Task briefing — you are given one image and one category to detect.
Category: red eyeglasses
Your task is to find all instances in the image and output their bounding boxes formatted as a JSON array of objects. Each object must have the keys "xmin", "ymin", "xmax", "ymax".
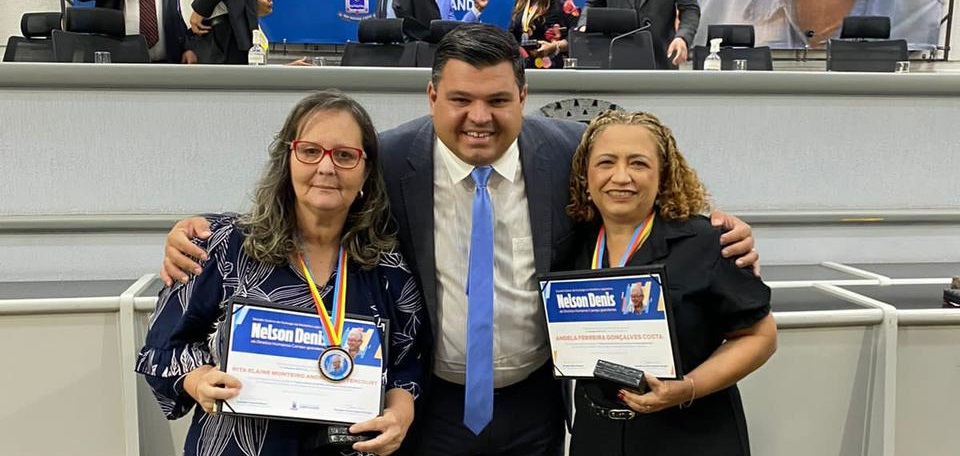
[{"xmin": 289, "ymin": 140, "xmax": 367, "ymax": 169}]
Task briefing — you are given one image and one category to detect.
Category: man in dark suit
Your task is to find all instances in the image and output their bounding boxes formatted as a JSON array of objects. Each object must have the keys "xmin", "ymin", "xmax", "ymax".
[
  {"xmin": 186, "ymin": 0, "xmax": 270, "ymax": 64},
  {"xmin": 115, "ymin": 0, "xmax": 191, "ymax": 62},
  {"xmin": 158, "ymin": 23, "xmax": 759, "ymax": 456},
  {"xmin": 378, "ymin": 24, "xmax": 755, "ymax": 456},
  {"xmin": 578, "ymin": 0, "xmax": 700, "ymax": 69},
  {"xmin": 379, "ymin": 23, "xmax": 583, "ymax": 456}
]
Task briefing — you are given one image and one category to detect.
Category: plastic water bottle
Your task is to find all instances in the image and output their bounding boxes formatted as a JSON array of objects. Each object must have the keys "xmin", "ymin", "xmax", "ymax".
[
  {"xmin": 248, "ymin": 30, "xmax": 266, "ymax": 66},
  {"xmin": 703, "ymin": 38, "xmax": 722, "ymax": 71}
]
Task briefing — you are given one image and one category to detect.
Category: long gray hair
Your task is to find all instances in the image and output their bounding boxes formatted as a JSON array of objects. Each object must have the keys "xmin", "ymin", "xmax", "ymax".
[{"xmin": 239, "ymin": 90, "xmax": 396, "ymax": 269}]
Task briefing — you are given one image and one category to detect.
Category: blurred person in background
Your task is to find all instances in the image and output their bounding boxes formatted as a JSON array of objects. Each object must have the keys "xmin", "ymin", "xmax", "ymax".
[
  {"xmin": 393, "ymin": 0, "xmax": 490, "ymax": 40},
  {"xmin": 186, "ymin": 0, "xmax": 272, "ymax": 64},
  {"xmin": 123, "ymin": 0, "xmax": 195, "ymax": 63},
  {"xmin": 509, "ymin": 0, "xmax": 581, "ymax": 68}
]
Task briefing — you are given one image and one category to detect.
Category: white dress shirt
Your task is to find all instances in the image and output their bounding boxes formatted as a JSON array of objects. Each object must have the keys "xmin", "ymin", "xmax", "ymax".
[
  {"xmin": 124, "ymin": 0, "xmax": 168, "ymax": 62},
  {"xmin": 432, "ymin": 136, "xmax": 550, "ymax": 388}
]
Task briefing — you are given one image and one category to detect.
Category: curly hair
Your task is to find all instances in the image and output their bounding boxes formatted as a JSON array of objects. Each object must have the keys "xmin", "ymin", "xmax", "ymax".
[
  {"xmin": 566, "ymin": 110, "xmax": 710, "ymax": 223},
  {"xmin": 238, "ymin": 90, "xmax": 396, "ymax": 270}
]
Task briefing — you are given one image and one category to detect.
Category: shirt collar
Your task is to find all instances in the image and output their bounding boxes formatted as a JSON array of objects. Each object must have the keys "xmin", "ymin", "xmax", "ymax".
[{"xmin": 435, "ymin": 136, "xmax": 521, "ymax": 185}]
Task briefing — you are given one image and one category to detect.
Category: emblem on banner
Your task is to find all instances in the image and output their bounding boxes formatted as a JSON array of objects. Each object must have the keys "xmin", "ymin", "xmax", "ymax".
[{"xmin": 339, "ymin": 0, "xmax": 374, "ymax": 21}]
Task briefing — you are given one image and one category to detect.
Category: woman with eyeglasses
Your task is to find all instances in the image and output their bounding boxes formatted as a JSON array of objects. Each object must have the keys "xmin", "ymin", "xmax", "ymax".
[{"xmin": 136, "ymin": 90, "xmax": 426, "ymax": 456}]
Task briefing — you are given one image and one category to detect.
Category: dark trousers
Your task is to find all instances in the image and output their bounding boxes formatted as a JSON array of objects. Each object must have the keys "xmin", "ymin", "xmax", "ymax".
[
  {"xmin": 192, "ymin": 16, "xmax": 248, "ymax": 65},
  {"xmin": 411, "ymin": 363, "xmax": 565, "ymax": 456}
]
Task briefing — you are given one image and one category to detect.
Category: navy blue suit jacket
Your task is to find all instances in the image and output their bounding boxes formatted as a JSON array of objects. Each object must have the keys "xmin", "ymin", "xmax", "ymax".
[{"xmin": 379, "ymin": 115, "xmax": 586, "ymax": 335}]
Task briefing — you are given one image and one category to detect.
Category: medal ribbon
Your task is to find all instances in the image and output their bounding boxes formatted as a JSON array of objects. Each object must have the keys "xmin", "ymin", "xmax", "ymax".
[
  {"xmin": 591, "ymin": 211, "xmax": 655, "ymax": 269},
  {"xmin": 299, "ymin": 247, "xmax": 348, "ymax": 346}
]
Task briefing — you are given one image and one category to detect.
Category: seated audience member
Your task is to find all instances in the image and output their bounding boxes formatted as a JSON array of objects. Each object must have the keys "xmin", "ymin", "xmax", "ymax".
[
  {"xmin": 510, "ymin": 0, "xmax": 581, "ymax": 68},
  {"xmin": 136, "ymin": 90, "xmax": 426, "ymax": 456},
  {"xmin": 566, "ymin": 110, "xmax": 777, "ymax": 456},
  {"xmin": 578, "ymin": 0, "xmax": 699, "ymax": 69},
  {"xmin": 187, "ymin": 0, "xmax": 273, "ymax": 64},
  {"xmin": 393, "ymin": 0, "xmax": 489, "ymax": 40}
]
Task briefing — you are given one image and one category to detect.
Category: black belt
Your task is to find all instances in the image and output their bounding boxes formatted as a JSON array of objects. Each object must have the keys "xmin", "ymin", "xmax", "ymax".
[
  {"xmin": 585, "ymin": 394, "xmax": 637, "ymax": 420},
  {"xmin": 581, "ymin": 381, "xmax": 638, "ymax": 420}
]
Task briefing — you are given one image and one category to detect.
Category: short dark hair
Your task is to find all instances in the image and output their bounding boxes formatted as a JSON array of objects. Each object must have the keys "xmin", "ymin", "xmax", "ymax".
[{"xmin": 431, "ymin": 24, "xmax": 525, "ymax": 90}]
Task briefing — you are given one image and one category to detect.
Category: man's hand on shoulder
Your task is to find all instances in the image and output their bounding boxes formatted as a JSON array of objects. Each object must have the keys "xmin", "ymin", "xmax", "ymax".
[
  {"xmin": 710, "ymin": 210, "xmax": 760, "ymax": 276},
  {"xmin": 160, "ymin": 217, "xmax": 213, "ymax": 286}
]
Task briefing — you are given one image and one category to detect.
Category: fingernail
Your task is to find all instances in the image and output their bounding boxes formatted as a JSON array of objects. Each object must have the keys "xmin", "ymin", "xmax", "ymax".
[
  {"xmin": 194, "ymin": 267, "xmax": 202, "ymax": 274},
  {"xmin": 180, "ymin": 277, "xmax": 189, "ymax": 284},
  {"xmin": 736, "ymin": 259, "xmax": 745, "ymax": 267}
]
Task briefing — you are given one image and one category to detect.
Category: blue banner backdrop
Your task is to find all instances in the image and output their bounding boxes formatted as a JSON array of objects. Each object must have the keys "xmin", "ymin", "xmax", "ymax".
[{"xmin": 260, "ymin": 0, "xmax": 939, "ymax": 51}]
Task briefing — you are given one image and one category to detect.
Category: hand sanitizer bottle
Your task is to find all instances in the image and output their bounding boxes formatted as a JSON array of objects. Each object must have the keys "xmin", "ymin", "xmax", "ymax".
[
  {"xmin": 248, "ymin": 29, "xmax": 266, "ymax": 66},
  {"xmin": 703, "ymin": 38, "xmax": 722, "ymax": 71}
]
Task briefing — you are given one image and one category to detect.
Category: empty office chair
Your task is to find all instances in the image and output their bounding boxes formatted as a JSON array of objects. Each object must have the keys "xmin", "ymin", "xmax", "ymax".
[
  {"xmin": 827, "ymin": 16, "xmax": 907, "ymax": 72},
  {"xmin": 341, "ymin": 18, "xmax": 407, "ymax": 67},
  {"xmin": 691, "ymin": 24, "xmax": 772, "ymax": 70},
  {"xmin": 3, "ymin": 12, "xmax": 61, "ymax": 62},
  {"xmin": 52, "ymin": 7, "xmax": 149, "ymax": 62},
  {"xmin": 399, "ymin": 20, "xmax": 461, "ymax": 67},
  {"xmin": 707, "ymin": 24, "xmax": 755, "ymax": 48},
  {"xmin": 839, "ymin": 15, "xmax": 891, "ymax": 40},
  {"xmin": 569, "ymin": 8, "xmax": 656, "ymax": 69}
]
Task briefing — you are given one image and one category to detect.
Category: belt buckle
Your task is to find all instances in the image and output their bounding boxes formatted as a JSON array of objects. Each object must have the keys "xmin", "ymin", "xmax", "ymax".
[{"xmin": 605, "ymin": 408, "xmax": 636, "ymax": 420}]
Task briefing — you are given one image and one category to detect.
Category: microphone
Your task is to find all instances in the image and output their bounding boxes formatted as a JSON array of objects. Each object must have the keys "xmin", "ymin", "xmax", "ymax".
[{"xmin": 608, "ymin": 18, "xmax": 653, "ymax": 69}]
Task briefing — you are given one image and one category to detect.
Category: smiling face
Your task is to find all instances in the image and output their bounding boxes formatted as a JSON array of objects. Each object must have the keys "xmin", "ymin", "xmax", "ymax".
[
  {"xmin": 630, "ymin": 283, "xmax": 646, "ymax": 313},
  {"xmin": 345, "ymin": 330, "xmax": 363, "ymax": 356},
  {"xmin": 289, "ymin": 109, "xmax": 367, "ymax": 219},
  {"xmin": 428, "ymin": 59, "xmax": 526, "ymax": 166},
  {"xmin": 586, "ymin": 125, "xmax": 662, "ymax": 227}
]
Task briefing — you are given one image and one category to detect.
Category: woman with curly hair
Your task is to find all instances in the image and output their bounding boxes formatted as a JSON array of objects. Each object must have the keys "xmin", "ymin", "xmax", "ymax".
[{"xmin": 566, "ymin": 110, "xmax": 777, "ymax": 456}]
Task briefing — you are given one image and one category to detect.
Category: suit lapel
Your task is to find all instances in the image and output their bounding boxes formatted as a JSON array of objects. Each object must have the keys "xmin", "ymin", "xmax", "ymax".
[
  {"xmin": 399, "ymin": 120, "xmax": 440, "ymax": 321},
  {"xmin": 518, "ymin": 121, "xmax": 554, "ymax": 275}
]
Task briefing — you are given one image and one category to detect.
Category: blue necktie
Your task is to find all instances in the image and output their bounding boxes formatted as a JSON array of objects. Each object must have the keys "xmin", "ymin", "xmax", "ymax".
[{"xmin": 464, "ymin": 166, "xmax": 494, "ymax": 435}]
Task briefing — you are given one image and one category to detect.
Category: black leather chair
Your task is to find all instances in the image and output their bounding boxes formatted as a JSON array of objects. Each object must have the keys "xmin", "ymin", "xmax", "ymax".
[
  {"xmin": 341, "ymin": 18, "xmax": 407, "ymax": 67},
  {"xmin": 3, "ymin": 12, "xmax": 61, "ymax": 62},
  {"xmin": 399, "ymin": 20, "xmax": 461, "ymax": 67},
  {"xmin": 52, "ymin": 7, "xmax": 149, "ymax": 62},
  {"xmin": 707, "ymin": 24, "xmax": 755, "ymax": 48},
  {"xmin": 568, "ymin": 8, "xmax": 656, "ymax": 69},
  {"xmin": 827, "ymin": 16, "xmax": 907, "ymax": 72}
]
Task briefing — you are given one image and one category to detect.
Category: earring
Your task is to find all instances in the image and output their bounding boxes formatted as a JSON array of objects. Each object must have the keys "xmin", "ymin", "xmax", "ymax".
[
  {"xmin": 359, "ymin": 189, "xmax": 365, "ymax": 199},
  {"xmin": 586, "ymin": 191, "xmax": 591, "ymax": 201}
]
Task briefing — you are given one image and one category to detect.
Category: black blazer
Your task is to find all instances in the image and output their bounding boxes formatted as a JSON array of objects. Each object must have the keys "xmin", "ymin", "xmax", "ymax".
[
  {"xmin": 578, "ymin": 0, "xmax": 700, "ymax": 69},
  {"xmin": 192, "ymin": 0, "xmax": 257, "ymax": 50},
  {"xmin": 378, "ymin": 115, "xmax": 586, "ymax": 337},
  {"xmin": 393, "ymin": 0, "xmax": 441, "ymax": 40}
]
